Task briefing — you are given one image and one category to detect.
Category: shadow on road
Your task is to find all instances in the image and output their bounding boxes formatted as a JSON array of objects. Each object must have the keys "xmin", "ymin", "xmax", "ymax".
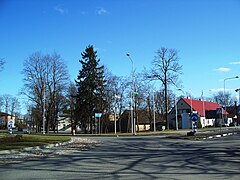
[{"xmin": 1, "ymin": 134, "xmax": 240, "ymax": 179}]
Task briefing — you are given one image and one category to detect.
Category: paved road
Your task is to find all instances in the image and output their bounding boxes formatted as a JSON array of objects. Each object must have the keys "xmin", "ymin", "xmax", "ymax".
[{"xmin": 0, "ymin": 134, "xmax": 240, "ymax": 180}]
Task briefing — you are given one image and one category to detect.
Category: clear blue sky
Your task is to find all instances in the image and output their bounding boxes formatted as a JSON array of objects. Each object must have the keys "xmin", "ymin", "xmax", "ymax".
[{"xmin": 1, "ymin": 0, "xmax": 240, "ymax": 112}]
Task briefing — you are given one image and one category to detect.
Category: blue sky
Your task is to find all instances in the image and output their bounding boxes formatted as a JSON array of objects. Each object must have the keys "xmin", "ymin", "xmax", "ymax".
[{"xmin": 1, "ymin": 0, "xmax": 240, "ymax": 112}]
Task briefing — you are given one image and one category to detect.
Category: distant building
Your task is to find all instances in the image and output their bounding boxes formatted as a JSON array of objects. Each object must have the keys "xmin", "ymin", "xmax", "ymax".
[
  {"xmin": 0, "ymin": 112, "xmax": 16, "ymax": 129},
  {"xmin": 118, "ymin": 109, "xmax": 165, "ymax": 132},
  {"xmin": 57, "ymin": 113, "xmax": 71, "ymax": 132},
  {"xmin": 168, "ymin": 98, "xmax": 230, "ymax": 129}
]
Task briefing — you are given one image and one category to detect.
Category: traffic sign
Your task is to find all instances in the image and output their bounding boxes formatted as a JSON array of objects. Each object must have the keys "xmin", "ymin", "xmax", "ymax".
[
  {"xmin": 8, "ymin": 119, "xmax": 13, "ymax": 126},
  {"xmin": 216, "ymin": 108, "xmax": 222, "ymax": 115},
  {"xmin": 95, "ymin": 113, "xmax": 102, "ymax": 118},
  {"xmin": 9, "ymin": 127, "xmax": 12, "ymax": 135},
  {"xmin": 191, "ymin": 113, "xmax": 198, "ymax": 122}
]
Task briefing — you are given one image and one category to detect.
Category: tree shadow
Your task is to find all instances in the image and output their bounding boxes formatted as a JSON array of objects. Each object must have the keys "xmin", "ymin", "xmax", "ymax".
[{"xmin": 1, "ymin": 134, "xmax": 240, "ymax": 179}]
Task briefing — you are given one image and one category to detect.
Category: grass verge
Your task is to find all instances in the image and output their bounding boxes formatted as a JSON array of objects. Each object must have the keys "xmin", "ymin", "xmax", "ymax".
[{"xmin": 0, "ymin": 134, "xmax": 71, "ymax": 150}]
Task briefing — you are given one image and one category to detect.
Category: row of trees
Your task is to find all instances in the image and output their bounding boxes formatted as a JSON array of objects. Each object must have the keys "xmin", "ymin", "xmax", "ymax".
[
  {"xmin": 0, "ymin": 94, "xmax": 20, "ymax": 116},
  {"xmin": 21, "ymin": 46, "xmax": 173, "ymax": 133},
  {"xmin": 20, "ymin": 45, "xmax": 238, "ymax": 134}
]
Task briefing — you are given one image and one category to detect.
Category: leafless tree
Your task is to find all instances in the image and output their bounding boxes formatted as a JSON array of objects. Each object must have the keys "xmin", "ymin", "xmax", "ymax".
[
  {"xmin": 1, "ymin": 94, "xmax": 11, "ymax": 114},
  {"xmin": 9, "ymin": 97, "xmax": 21, "ymax": 117},
  {"xmin": 104, "ymin": 70, "xmax": 128, "ymax": 132},
  {"xmin": 21, "ymin": 52, "xmax": 69, "ymax": 133},
  {"xmin": 66, "ymin": 81, "xmax": 77, "ymax": 135},
  {"xmin": 0, "ymin": 58, "xmax": 5, "ymax": 72},
  {"xmin": 146, "ymin": 47, "xmax": 183, "ymax": 129},
  {"xmin": 0, "ymin": 94, "xmax": 20, "ymax": 116},
  {"xmin": 213, "ymin": 91, "xmax": 234, "ymax": 107}
]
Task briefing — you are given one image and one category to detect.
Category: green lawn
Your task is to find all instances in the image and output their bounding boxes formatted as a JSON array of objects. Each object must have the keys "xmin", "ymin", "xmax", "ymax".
[{"xmin": 0, "ymin": 134, "xmax": 71, "ymax": 150}]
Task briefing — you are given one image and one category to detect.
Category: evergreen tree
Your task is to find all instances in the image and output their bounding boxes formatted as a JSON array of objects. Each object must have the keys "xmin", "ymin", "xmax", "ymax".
[{"xmin": 75, "ymin": 45, "xmax": 106, "ymax": 133}]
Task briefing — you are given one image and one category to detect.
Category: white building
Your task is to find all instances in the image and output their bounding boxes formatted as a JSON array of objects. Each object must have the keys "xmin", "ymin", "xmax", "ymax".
[{"xmin": 168, "ymin": 98, "xmax": 230, "ymax": 129}]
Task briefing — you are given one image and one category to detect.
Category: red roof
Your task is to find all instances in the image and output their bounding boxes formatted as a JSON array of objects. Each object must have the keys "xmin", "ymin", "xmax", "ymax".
[{"xmin": 182, "ymin": 98, "xmax": 228, "ymax": 116}]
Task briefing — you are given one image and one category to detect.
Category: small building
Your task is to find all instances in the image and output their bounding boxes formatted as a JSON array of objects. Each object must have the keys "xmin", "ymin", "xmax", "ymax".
[
  {"xmin": 57, "ymin": 113, "xmax": 72, "ymax": 132},
  {"xmin": 168, "ymin": 98, "xmax": 229, "ymax": 129},
  {"xmin": 0, "ymin": 112, "xmax": 16, "ymax": 129},
  {"xmin": 118, "ymin": 109, "xmax": 164, "ymax": 132}
]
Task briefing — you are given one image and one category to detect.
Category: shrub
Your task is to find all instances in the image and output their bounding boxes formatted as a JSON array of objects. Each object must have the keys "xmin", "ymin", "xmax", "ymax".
[{"xmin": 15, "ymin": 134, "xmax": 24, "ymax": 142}]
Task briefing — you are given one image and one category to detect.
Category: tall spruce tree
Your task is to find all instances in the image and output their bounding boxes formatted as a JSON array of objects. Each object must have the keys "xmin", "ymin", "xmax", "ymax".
[{"xmin": 75, "ymin": 45, "xmax": 106, "ymax": 133}]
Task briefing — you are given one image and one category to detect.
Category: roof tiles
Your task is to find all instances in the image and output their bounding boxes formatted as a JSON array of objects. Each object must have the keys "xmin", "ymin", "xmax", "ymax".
[{"xmin": 182, "ymin": 98, "xmax": 227, "ymax": 116}]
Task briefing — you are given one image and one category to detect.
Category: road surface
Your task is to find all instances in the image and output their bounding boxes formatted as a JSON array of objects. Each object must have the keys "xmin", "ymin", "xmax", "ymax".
[{"xmin": 0, "ymin": 134, "xmax": 240, "ymax": 179}]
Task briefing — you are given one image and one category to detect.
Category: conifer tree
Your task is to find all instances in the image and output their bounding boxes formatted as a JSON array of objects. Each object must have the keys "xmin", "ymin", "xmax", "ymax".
[{"xmin": 75, "ymin": 45, "xmax": 106, "ymax": 133}]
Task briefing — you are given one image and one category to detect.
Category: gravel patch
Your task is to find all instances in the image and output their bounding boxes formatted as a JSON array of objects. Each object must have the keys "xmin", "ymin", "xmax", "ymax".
[{"xmin": 0, "ymin": 137, "xmax": 101, "ymax": 164}]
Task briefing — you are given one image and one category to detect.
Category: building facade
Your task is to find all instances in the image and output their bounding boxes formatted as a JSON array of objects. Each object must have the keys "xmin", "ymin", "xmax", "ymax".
[
  {"xmin": 168, "ymin": 98, "xmax": 230, "ymax": 129},
  {"xmin": 0, "ymin": 112, "xmax": 15, "ymax": 129}
]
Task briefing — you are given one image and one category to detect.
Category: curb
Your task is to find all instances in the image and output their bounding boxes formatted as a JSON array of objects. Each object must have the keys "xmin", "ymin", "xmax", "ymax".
[{"xmin": 202, "ymin": 132, "xmax": 238, "ymax": 140}]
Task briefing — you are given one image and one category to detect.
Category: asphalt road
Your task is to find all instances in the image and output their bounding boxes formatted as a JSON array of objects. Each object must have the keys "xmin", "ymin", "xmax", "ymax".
[{"xmin": 0, "ymin": 134, "xmax": 240, "ymax": 180}]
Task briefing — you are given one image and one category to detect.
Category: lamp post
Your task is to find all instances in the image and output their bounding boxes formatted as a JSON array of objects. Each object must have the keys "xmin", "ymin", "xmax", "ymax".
[
  {"xmin": 114, "ymin": 94, "xmax": 121, "ymax": 135},
  {"xmin": 223, "ymin": 76, "xmax": 239, "ymax": 124},
  {"xmin": 153, "ymin": 91, "xmax": 156, "ymax": 132},
  {"xmin": 126, "ymin": 53, "xmax": 136, "ymax": 135},
  {"xmin": 235, "ymin": 88, "xmax": 240, "ymax": 125},
  {"xmin": 175, "ymin": 88, "xmax": 182, "ymax": 131},
  {"xmin": 235, "ymin": 88, "xmax": 240, "ymax": 106},
  {"xmin": 43, "ymin": 81, "xmax": 46, "ymax": 134}
]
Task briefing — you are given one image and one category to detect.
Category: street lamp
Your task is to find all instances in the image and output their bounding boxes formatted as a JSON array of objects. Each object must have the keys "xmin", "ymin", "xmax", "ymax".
[
  {"xmin": 152, "ymin": 91, "xmax": 156, "ymax": 132},
  {"xmin": 114, "ymin": 94, "xmax": 121, "ymax": 135},
  {"xmin": 175, "ymin": 88, "xmax": 182, "ymax": 131},
  {"xmin": 126, "ymin": 53, "xmax": 136, "ymax": 135},
  {"xmin": 235, "ymin": 88, "xmax": 240, "ymax": 125},
  {"xmin": 223, "ymin": 76, "xmax": 239, "ymax": 123},
  {"xmin": 43, "ymin": 81, "xmax": 46, "ymax": 134},
  {"xmin": 235, "ymin": 88, "xmax": 240, "ymax": 106}
]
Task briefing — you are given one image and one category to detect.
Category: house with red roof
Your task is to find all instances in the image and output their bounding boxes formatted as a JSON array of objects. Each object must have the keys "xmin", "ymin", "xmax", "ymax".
[{"xmin": 168, "ymin": 97, "xmax": 230, "ymax": 129}]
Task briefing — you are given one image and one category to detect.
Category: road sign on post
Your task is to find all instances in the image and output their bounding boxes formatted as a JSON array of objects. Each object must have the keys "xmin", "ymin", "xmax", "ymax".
[
  {"xmin": 95, "ymin": 113, "xmax": 102, "ymax": 134},
  {"xmin": 191, "ymin": 113, "xmax": 198, "ymax": 133},
  {"xmin": 8, "ymin": 119, "xmax": 13, "ymax": 136},
  {"xmin": 216, "ymin": 108, "xmax": 222, "ymax": 115},
  {"xmin": 95, "ymin": 113, "xmax": 102, "ymax": 118},
  {"xmin": 191, "ymin": 113, "xmax": 198, "ymax": 122},
  {"xmin": 8, "ymin": 119, "xmax": 13, "ymax": 127}
]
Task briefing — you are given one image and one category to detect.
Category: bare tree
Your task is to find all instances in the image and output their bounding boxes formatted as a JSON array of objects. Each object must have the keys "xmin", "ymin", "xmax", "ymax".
[
  {"xmin": 21, "ymin": 52, "xmax": 69, "ymax": 133},
  {"xmin": 0, "ymin": 58, "xmax": 5, "ymax": 72},
  {"xmin": 146, "ymin": 47, "xmax": 182, "ymax": 129},
  {"xmin": 104, "ymin": 70, "xmax": 128, "ymax": 133},
  {"xmin": 1, "ymin": 94, "xmax": 11, "ymax": 114},
  {"xmin": 0, "ymin": 94, "xmax": 20, "ymax": 116},
  {"xmin": 65, "ymin": 81, "xmax": 77, "ymax": 135},
  {"xmin": 0, "ymin": 96, "xmax": 3, "ymax": 112},
  {"xmin": 213, "ymin": 91, "xmax": 234, "ymax": 107},
  {"xmin": 9, "ymin": 97, "xmax": 21, "ymax": 117}
]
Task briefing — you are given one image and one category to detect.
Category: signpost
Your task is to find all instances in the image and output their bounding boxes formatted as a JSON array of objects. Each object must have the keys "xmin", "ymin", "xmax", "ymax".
[
  {"xmin": 216, "ymin": 108, "xmax": 223, "ymax": 134},
  {"xmin": 8, "ymin": 119, "xmax": 13, "ymax": 136},
  {"xmin": 95, "ymin": 113, "xmax": 102, "ymax": 134},
  {"xmin": 191, "ymin": 113, "xmax": 198, "ymax": 122},
  {"xmin": 216, "ymin": 108, "xmax": 222, "ymax": 115},
  {"xmin": 191, "ymin": 113, "xmax": 198, "ymax": 132}
]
